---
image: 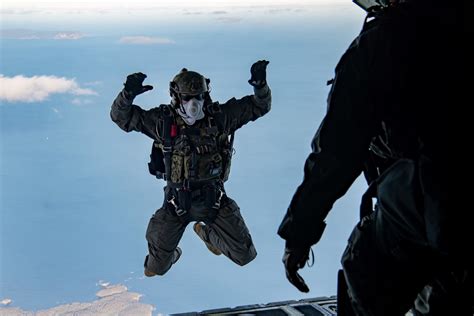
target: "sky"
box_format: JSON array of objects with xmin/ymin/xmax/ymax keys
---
[{"xmin": 1, "ymin": 1, "xmax": 367, "ymax": 315}]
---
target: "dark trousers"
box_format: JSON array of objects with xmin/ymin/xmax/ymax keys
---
[
  {"xmin": 144, "ymin": 192, "xmax": 257, "ymax": 275},
  {"xmin": 341, "ymin": 159, "xmax": 471, "ymax": 316},
  {"xmin": 413, "ymin": 269, "xmax": 473, "ymax": 316}
]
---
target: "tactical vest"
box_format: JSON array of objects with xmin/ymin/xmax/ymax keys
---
[{"xmin": 148, "ymin": 104, "xmax": 233, "ymax": 185}]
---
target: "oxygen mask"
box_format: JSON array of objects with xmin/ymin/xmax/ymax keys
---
[{"xmin": 178, "ymin": 93, "xmax": 205, "ymax": 125}]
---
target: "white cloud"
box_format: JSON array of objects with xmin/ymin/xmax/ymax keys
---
[
  {"xmin": 84, "ymin": 80, "xmax": 103, "ymax": 86},
  {"xmin": 183, "ymin": 10, "xmax": 203, "ymax": 15},
  {"xmin": 0, "ymin": 8, "xmax": 38, "ymax": 14},
  {"xmin": 53, "ymin": 32, "xmax": 84, "ymax": 40},
  {"xmin": 1, "ymin": 298, "xmax": 12, "ymax": 306},
  {"xmin": 71, "ymin": 98, "xmax": 94, "ymax": 105},
  {"xmin": 119, "ymin": 36, "xmax": 175, "ymax": 45},
  {"xmin": 216, "ymin": 16, "xmax": 243, "ymax": 23},
  {"xmin": 98, "ymin": 280, "xmax": 111, "ymax": 288},
  {"xmin": 1, "ymin": 29, "xmax": 85, "ymax": 40},
  {"xmin": 0, "ymin": 74, "xmax": 97, "ymax": 103}
]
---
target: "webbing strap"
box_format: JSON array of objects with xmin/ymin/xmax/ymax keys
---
[
  {"xmin": 360, "ymin": 180, "xmax": 377, "ymax": 220},
  {"xmin": 162, "ymin": 105, "xmax": 174, "ymax": 181}
]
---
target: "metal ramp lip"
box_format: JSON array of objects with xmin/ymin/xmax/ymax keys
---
[{"xmin": 171, "ymin": 297, "xmax": 338, "ymax": 316}]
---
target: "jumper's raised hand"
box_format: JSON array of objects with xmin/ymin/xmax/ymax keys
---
[
  {"xmin": 248, "ymin": 60, "xmax": 269, "ymax": 88},
  {"xmin": 123, "ymin": 72, "xmax": 153, "ymax": 98}
]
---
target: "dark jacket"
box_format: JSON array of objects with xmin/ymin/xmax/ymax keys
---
[
  {"xmin": 110, "ymin": 85, "xmax": 271, "ymax": 141},
  {"xmin": 278, "ymin": 3, "xmax": 459, "ymax": 248}
]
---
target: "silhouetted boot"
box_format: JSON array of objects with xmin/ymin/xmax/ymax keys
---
[{"xmin": 193, "ymin": 222, "xmax": 222, "ymax": 256}]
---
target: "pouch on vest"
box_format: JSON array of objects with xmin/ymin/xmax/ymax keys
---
[
  {"xmin": 171, "ymin": 153, "xmax": 185, "ymax": 183},
  {"xmin": 148, "ymin": 141, "xmax": 166, "ymax": 179}
]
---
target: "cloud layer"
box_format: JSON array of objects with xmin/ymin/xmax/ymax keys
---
[
  {"xmin": 0, "ymin": 75, "xmax": 97, "ymax": 103},
  {"xmin": 1, "ymin": 29, "xmax": 84, "ymax": 40},
  {"xmin": 118, "ymin": 36, "xmax": 175, "ymax": 45}
]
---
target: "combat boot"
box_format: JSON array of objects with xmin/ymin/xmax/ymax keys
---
[
  {"xmin": 193, "ymin": 222, "xmax": 222, "ymax": 256},
  {"xmin": 144, "ymin": 247, "xmax": 182, "ymax": 277}
]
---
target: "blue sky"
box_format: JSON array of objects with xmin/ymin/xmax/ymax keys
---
[{"xmin": 1, "ymin": 1, "xmax": 367, "ymax": 314}]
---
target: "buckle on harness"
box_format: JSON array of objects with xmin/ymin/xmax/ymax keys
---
[
  {"xmin": 175, "ymin": 207, "xmax": 187, "ymax": 216},
  {"xmin": 167, "ymin": 196, "xmax": 187, "ymax": 217},
  {"xmin": 213, "ymin": 189, "xmax": 225, "ymax": 209}
]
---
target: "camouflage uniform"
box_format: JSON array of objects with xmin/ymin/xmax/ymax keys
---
[{"xmin": 111, "ymin": 82, "xmax": 271, "ymax": 275}]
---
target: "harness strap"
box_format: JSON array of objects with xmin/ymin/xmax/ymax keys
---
[
  {"xmin": 162, "ymin": 105, "xmax": 174, "ymax": 181},
  {"xmin": 220, "ymin": 131, "xmax": 235, "ymax": 181},
  {"xmin": 165, "ymin": 182, "xmax": 225, "ymax": 217},
  {"xmin": 360, "ymin": 180, "xmax": 378, "ymax": 220}
]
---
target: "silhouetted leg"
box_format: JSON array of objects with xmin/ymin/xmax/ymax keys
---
[
  {"xmin": 342, "ymin": 160, "xmax": 436, "ymax": 316},
  {"xmin": 145, "ymin": 207, "xmax": 187, "ymax": 275}
]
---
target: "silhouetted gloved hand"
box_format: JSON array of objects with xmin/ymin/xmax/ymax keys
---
[
  {"xmin": 283, "ymin": 246, "xmax": 311, "ymax": 293},
  {"xmin": 248, "ymin": 60, "xmax": 269, "ymax": 88},
  {"xmin": 123, "ymin": 72, "xmax": 153, "ymax": 98}
]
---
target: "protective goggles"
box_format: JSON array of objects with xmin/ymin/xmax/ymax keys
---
[{"xmin": 181, "ymin": 93, "xmax": 204, "ymax": 102}]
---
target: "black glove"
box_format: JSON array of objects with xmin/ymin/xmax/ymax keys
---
[
  {"xmin": 123, "ymin": 72, "xmax": 153, "ymax": 98},
  {"xmin": 283, "ymin": 246, "xmax": 311, "ymax": 293},
  {"xmin": 248, "ymin": 60, "xmax": 269, "ymax": 88}
]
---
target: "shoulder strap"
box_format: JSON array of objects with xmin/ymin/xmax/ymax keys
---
[{"xmin": 162, "ymin": 104, "xmax": 175, "ymax": 181}]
